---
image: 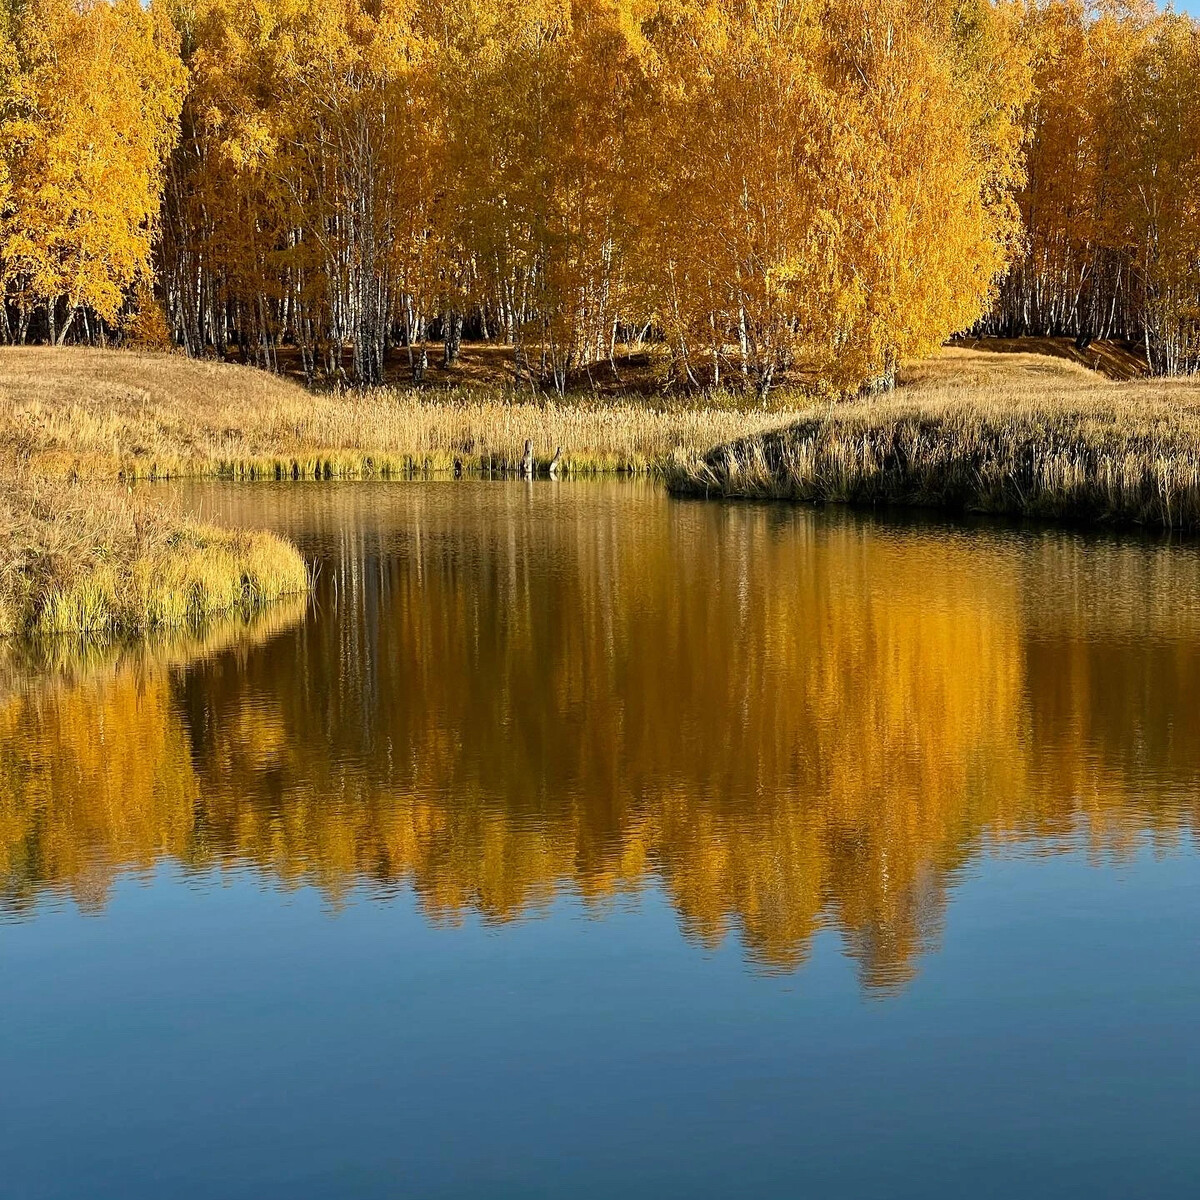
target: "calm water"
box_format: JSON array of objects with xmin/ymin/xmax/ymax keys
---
[{"xmin": 3, "ymin": 481, "xmax": 1199, "ymax": 1198}]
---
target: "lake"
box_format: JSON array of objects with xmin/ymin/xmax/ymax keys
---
[{"xmin": 2, "ymin": 480, "xmax": 1199, "ymax": 1198}]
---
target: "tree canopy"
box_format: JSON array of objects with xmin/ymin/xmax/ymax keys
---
[{"xmin": 2, "ymin": 0, "xmax": 1199, "ymax": 385}]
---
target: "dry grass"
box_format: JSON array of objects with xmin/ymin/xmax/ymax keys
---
[
  {"xmin": 668, "ymin": 348, "xmax": 1200, "ymax": 528},
  {"xmin": 0, "ymin": 344, "xmax": 794, "ymax": 643},
  {"xmin": 7, "ymin": 341, "xmax": 1200, "ymax": 583},
  {"xmin": 0, "ymin": 475, "xmax": 309, "ymax": 637},
  {"xmin": 949, "ymin": 335, "xmax": 1149, "ymax": 381},
  {"xmin": 0, "ymin": 346, "xmax": 803, "ymax": 480}
]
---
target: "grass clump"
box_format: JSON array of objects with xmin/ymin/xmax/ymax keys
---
[
  {"xmin": 668, "ymin": 350, "xmax": 1200, "ymax": 529},
  {"xmin": 0, "ymin": 477, "xmax": 309, "ymax": 638}
]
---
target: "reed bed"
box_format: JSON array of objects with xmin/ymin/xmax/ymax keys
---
[
  {"xmin": 0, "ymin": 346, "xmax": 797, "ymax": 481},
  {"xmin": 9, "ymin": 342, "xmax": 1200, "ymax": 533},
  {"xmin": 668, "ymin": 350, "xmax": 1200, "ymax": 529},
  {"xmin": 0, "ymin": 476, "xmax": 309, "ymax": 638}
]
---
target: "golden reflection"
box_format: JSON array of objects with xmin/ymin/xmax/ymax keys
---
[
  {"xmin": 2, "ymin": 485, "xmax": 1198, "ymax": 991},
  {"xmin": 0, "ymin": 602, "xmax": 306, "ymax": 913}
]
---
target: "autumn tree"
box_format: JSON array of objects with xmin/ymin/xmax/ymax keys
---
[
  {"xmin": 164, "ymin": 0, "xmax": 444, "ymax": 383},
  {"xmin": 630, "ymin": 0, "xmax": 1029, "ymax": 393},
  {"xmin": 0, "ymin": 13, "xmax": 14, "ymax": 335},
  {"xmin": 1108, "ymin": 14, "xmax": 1200, "ymax": 373},
  {"xmin": 0, "ymin": 0, "xmax": 184, "ymax": 344},
  {"xmin": 436, "ymin": 0, "xmax": 649, "ymax": 390},
  {"xmin": 985, "ymin": 1, "xmax": 1200, "ymax": 374},
  {"xmin": 987, "ymin": 1, "xmax": 1148, "ymax": 340},
  {"xmin": 21, "ymin": 0, "xmax": 1200, "ymax": 385}
]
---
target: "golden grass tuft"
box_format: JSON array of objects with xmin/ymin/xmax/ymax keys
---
[
  {"xmin": 0, "ymin": 476, "xmax": 309, "ymax": 638},
  {"xmin": 668, "ymin": 349, "xmax": 1200, "ymax": 528}
]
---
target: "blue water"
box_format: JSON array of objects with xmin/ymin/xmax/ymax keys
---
[
  {"xmin": 4, "ymin": 848, "xmax": 1199, "ymax": 1199},
  {"xmin": 3, "ymin": 482, "xmax": 1200, "ymax": 1197}
]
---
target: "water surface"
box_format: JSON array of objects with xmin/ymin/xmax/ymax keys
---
[{"xmin": 3, "ymin": 482, "xmax": 1199, "ymax": 1197}]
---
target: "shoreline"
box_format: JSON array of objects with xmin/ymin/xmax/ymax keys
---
[
  {"xmin": 7, "ymin": 344, "xmax": 1200, "ymax": 644},
  {"xmin": 665, "ymin": 395, "xmax": 1200, "ymax": 531},
  {"xmin": 2, "ymin": 345, "xmax": 797, "ymax": 484}
]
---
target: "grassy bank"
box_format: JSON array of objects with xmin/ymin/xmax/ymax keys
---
[
  {"xmin": 668, "ymin": 349, "xmax": 1200, "ymax": 529},
  {"xmin": 0, "ymin": 346, "xmax": 800, "ymax": 481},
  {"xmin": 9, "ymin": 340, "xmax": 1200, "ymax": 549},
  {"xmin": 0, "ymin": 477, "xmax": 309, "ymax": 638}
]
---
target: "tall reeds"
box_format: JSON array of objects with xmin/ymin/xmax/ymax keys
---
[
  {"xmin": 0, "ymin": 347, "xmax": 800, "ymax": 481},
  {"xmin": 667, "ymin": 357, "xmax": 1200, "ymax": 528}
]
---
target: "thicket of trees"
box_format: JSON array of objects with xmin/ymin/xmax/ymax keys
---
[
  {"xmin": 1, "ymin": 0, "xmax": 1198, "ymax": 388},
  {"xmin": 985, "ymin": 1, "xmax": 1200, "ymax": 374},
  {"xmin": 0, "ymin": 0, "xmax": 184, "ymax": 345}
]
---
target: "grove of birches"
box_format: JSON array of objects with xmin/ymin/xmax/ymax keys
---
[{"xmin": 1, "ymin": 0, "xmax": 1198, "ymax": 393}]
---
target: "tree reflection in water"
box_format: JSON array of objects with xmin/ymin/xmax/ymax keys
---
[{"xmin": 3, "ymin": 483, "xmax": 1198, "ymax": 993}]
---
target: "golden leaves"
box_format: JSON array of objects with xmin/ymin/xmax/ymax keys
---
[
  {"xmin": 0, "ymin": 0, "xmax": 185, "ymax": 331},
  {"xmin": 147, "ymin": 0, "xmax": 1035, "ymax": 390},
  {"xmin": 1002, "ymin": 2, "xmax": 1200, "ymax": 371},
  {"xmin": 10, "ymin": 0, "xmax": 1197, "ymax": 384}
]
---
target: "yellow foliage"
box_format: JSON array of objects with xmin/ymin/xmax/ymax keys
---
[
  {"xmin": 124, "ymin": 284, "xmax": 174, "ymax": 351},
  {"xmin": 630, "ymin": 0, "xmax": 1030, "ymax": 391},
  {"xmin": 994, "ymin": 2, "xmax": 1200, "ymax": 372},
  {"xmin": 156, "ymin": 0, "xmax": 1034, "ymax": 392},
  {"xmin": 0, "ymin": 0, "xmax": 185, "ymax": 343},
  {"xmin": 5, "ymin": 0, "xmax": 1199, "ymax": 383}
]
